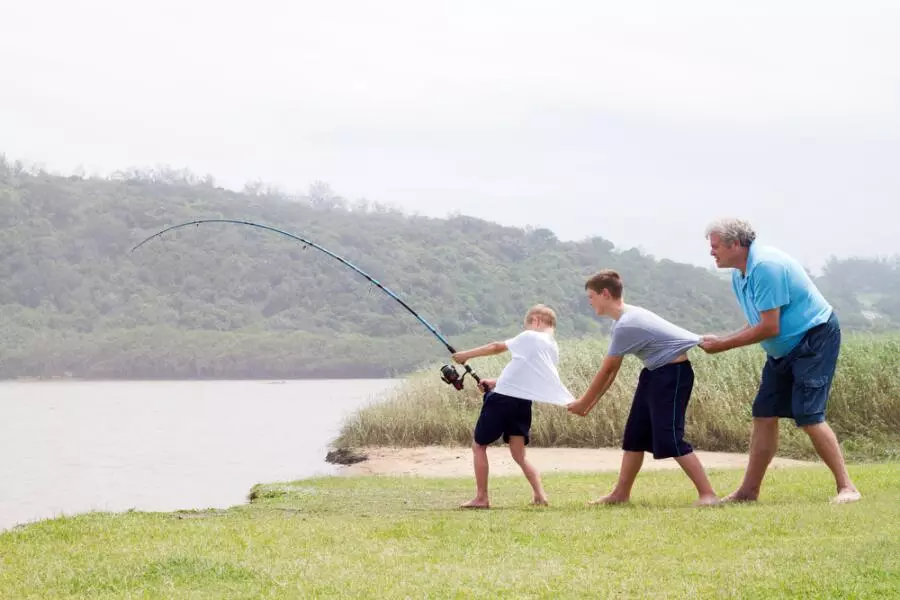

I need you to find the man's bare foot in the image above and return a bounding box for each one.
[693,494,721,507]
[459,498,490,509]
[832,488,862,504]
[721,489,758,503]
[532,497,549,506]
[588,492,629,505]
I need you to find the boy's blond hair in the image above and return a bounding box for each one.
[525,304,557,328]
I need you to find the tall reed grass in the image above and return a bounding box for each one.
[335,335,900,460]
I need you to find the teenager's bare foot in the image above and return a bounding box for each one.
[693,494,721,507]
[832,488,862,504]
[588,492,629,505]
[532,497,549,506]
[721,489,758,503]
[459,498,490,509]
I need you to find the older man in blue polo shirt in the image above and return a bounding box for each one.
[699,218,860,504]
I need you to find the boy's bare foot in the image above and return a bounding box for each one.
[532,497,549,506]
[694,494,721,507]
[588,492,629,505]
[832,488,861,504]
[459,498,490,509]
[721,489,758,503]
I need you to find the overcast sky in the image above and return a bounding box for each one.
[2,1,898,272]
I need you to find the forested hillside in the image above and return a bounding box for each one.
[1,156,896,378]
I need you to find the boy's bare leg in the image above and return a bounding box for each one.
[724,417,779,502]
[801,422,861,503]
[591,451,644,504]
[460,442,490,508]
[508,436,548,505]
[673,452,720,506]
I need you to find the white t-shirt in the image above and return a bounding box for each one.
[492,330,575,406]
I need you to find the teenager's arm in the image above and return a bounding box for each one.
[452,342,508,364]
[567,355,623,415]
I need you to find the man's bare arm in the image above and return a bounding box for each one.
[700,309,779,354]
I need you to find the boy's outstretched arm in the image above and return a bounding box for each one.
[567,355,623,416]
[452,342,508,364]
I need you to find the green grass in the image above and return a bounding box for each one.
[337,335,900,461]
[1,465,899,598]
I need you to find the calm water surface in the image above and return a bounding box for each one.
[0,379,398,530]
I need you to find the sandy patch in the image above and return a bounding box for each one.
[337,446,812,477]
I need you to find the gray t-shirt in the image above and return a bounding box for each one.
[607,305,700,370]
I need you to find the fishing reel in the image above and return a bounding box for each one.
[439,347,483,391]
[439,364,466,390]
[439,363,483,391]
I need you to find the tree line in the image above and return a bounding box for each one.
[1,155,897,378]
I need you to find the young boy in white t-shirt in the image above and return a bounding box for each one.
[451,304,574,508]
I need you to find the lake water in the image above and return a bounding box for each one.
[0,379,399,531]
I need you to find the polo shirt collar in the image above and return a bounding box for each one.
[738,242,758,285]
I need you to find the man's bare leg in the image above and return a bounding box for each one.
[802,422,861,503]
[724,417,779,502]
[673,452,720,506]
[508,436,548,505]
[591,451,644,504]
[460,442,490,508]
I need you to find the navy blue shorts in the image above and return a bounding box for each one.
[623,361,695,459]
[473,391,533,446]
[754,312,841,427]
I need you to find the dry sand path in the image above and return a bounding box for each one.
[337,446,812,477]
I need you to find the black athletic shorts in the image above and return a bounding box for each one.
[622,361,695,459]
[473,391,533,445]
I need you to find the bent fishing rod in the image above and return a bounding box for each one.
[130,219,481,391]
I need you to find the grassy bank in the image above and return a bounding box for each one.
[1,465,898,598]
[336,335,900,461]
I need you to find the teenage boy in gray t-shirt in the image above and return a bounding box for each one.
[567,270,720,507]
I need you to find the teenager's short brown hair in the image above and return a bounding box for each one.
[585,270,623,299]
[526,304,557,328]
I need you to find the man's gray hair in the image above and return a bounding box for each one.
[705,218,757,248]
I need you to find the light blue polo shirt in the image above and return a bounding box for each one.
[731,243,832,358]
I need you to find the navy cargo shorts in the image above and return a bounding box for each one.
[753,312,841,427]
[622,361,695,460]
